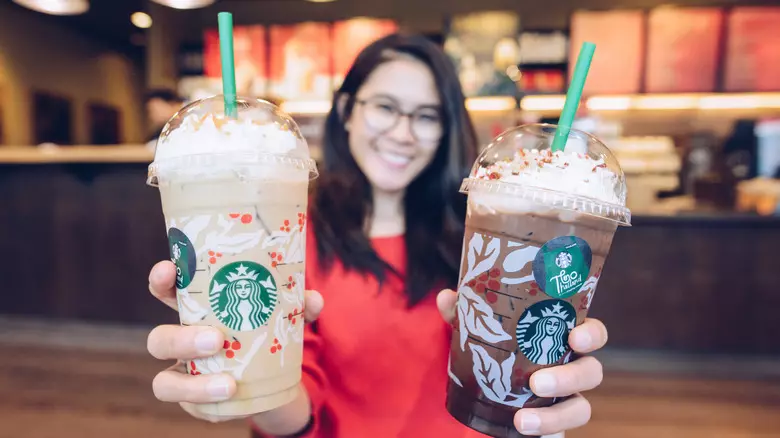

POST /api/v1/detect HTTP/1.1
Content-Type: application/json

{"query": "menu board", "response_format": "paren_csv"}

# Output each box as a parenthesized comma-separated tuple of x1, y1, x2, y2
(444, 11, 521, 97)
(725, 7, 780, 92)
(645, 7, 723, 93)
(569, 10, 645, 95)
(269, 23, 333, 101)
(204, 26, 267, 97)
(332, 18, 398, 87)
(518, 31, 568, 65)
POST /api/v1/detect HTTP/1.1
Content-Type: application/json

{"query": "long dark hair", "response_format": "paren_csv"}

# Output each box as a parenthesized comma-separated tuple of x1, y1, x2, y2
(311, 33, 478, 306)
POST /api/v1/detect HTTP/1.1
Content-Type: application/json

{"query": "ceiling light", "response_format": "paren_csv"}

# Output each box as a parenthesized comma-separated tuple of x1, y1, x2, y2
(13, 0, 89, 15)
(131, 12, 152, 29)
(150, 0, 215, 9)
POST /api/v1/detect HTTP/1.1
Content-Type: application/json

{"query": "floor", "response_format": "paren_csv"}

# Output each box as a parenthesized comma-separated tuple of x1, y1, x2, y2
(2, 317, 779, 438)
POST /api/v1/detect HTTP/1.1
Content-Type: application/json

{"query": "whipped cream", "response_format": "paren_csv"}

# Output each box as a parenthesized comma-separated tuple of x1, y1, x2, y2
(154, 113, 301, 162)
(472, 148, 624, 206)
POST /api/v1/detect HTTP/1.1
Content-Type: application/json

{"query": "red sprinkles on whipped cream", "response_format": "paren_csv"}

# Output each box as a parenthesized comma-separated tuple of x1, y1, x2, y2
(473, 148, 622, 205)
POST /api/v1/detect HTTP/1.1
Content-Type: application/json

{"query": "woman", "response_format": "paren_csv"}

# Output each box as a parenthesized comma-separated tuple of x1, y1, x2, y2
(146, 34, 608, 437)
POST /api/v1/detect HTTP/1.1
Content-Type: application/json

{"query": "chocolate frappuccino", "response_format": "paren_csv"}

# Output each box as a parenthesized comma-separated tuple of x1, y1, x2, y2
(446, 124, 631, 438)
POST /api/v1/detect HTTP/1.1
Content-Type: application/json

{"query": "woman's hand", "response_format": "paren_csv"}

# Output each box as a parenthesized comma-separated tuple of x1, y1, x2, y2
(437, 289, 607, 437)
(147, 260, 324, 430)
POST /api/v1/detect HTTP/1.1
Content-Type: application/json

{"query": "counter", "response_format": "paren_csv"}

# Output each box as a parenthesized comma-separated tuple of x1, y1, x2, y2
(1, 147, 778, 355)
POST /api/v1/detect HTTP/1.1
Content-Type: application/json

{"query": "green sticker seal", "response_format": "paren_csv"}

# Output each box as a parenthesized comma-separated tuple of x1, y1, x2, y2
(168, 227, 197, 289)
(532, 236, 592, 299)
(209, 261, 278, 331)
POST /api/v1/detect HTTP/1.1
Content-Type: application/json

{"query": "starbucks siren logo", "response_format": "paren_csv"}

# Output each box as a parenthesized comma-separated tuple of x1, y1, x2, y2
(168, 227, 197, 289)
(516, 299, 576, 365)
(533, 236, 592, 299)
(210, 261, 278, 331)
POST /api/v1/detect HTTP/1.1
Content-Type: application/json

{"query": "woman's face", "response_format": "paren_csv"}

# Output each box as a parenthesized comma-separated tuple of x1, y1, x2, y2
(346, 57, 443, 193)
(544, 318, 561, 336)
(235, 280, 251, 299)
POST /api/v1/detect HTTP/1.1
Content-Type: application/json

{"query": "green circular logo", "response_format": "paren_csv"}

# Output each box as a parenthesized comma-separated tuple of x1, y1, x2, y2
(516, 299, 577, 365)
(532, 236, 592, 299)
(209, 261, 278, 331)
(168, 227, 196, 289)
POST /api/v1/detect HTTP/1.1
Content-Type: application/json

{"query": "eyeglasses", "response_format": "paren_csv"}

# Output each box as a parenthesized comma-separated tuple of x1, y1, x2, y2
(355, 96, 443, 142)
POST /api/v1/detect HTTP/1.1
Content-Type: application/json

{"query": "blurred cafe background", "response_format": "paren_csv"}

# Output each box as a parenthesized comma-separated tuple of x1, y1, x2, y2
(1, 0, 780, 437)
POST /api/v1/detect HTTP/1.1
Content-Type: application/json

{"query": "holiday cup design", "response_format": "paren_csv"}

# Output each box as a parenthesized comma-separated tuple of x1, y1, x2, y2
(532, 236, 592, 299)
(165, 201, 309, 416)
(448, 210, 618, 432)
(446, 123, 630, 437)
(515, 300, 576, 365)
(210, 261, 279, 331)
(147, 95, 318, 417)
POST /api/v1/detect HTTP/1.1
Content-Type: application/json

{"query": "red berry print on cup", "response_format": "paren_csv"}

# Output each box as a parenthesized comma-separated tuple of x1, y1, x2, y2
(270, 338, 283, 354)
(285, 307, 303, 325)
(208, 250, 223, 265)
(188, 360, 201, 376)
(270, 252, 284, 268)
(284, 275, 297, 290)
(223, 336, 242, 359)
(528, 281, 540, 296)
(229, 213, 240, 219)
(470, 268, 503, 298)
(241, 214, 253, 224)
(297, 212, 307, 231)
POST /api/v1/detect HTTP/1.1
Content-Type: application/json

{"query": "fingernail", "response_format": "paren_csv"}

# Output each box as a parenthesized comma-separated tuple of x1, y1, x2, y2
(519, 412, 541, 434)
(533, 372, 557, 395)
(206, 376, 231, 399)
(574, 329, 593, 349)
(195, 330, 221, 354)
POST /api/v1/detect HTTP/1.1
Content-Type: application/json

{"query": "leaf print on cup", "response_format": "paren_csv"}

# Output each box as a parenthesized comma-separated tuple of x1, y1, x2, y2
(448, 354, 463, 387)
(578, 274, 600, 310)
(501, 241, 539, 285)
(460, 233, 501, 287)
(469, 344, 534, 408)
(457, 286, 511, 350)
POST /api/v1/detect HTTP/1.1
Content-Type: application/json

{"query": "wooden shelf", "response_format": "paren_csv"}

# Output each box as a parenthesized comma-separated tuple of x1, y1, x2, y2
(0, 145, 153, 164)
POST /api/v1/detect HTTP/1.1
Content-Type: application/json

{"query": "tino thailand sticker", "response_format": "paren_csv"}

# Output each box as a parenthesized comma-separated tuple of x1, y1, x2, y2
(532, 236, 592, 299)
(209, 261, 278, 331)
(168, 227, 197, 289)
(516, 299, 576, 365)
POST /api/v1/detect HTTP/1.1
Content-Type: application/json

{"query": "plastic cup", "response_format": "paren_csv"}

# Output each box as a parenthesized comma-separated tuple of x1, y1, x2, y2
(147, 95, 318, 418)
(445, 124, 630, 437)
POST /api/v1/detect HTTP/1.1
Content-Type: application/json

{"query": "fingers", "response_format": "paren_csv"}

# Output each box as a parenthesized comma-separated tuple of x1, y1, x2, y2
(515, 394, 591, 436)
(149, 260, 178, 310)
(530, 355, 603, 398)
(436, 289, 458, 324)
(303, 290, 324, 323)
(568, 318, 608, 354)
(153, 367, 236, 403)
(147, 325, 225, 360)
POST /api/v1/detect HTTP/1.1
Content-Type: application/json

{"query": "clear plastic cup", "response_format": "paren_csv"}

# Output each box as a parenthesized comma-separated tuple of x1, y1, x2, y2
(446, 124, 630, 437)
(147, 95, 318, 417)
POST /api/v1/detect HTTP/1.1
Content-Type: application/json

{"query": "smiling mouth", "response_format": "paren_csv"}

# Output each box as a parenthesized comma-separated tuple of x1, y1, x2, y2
(376, 149, 413, 167)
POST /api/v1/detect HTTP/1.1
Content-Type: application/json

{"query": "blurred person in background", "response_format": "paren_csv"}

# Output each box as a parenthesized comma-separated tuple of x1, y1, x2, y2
(145, 88, 186, 148)
(145, 34, 608, 438)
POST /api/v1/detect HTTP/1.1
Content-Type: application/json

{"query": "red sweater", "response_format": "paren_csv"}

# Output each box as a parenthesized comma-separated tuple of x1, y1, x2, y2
(252, 228, 485, 438)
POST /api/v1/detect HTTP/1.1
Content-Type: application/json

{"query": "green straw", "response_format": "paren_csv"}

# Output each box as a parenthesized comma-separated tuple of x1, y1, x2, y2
(550, 42, 596, 152)
(218, 12, 238, 118)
